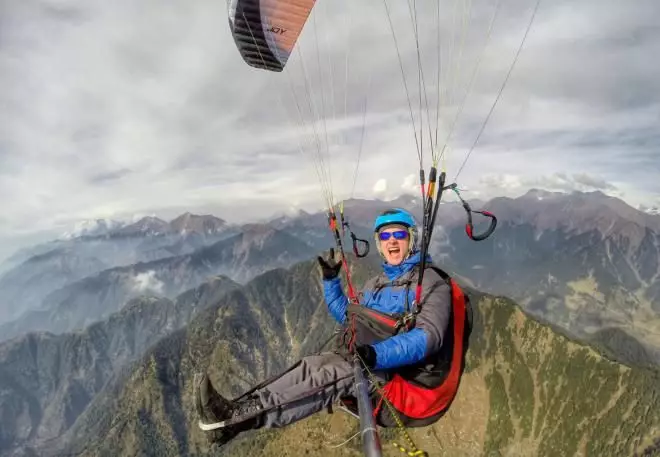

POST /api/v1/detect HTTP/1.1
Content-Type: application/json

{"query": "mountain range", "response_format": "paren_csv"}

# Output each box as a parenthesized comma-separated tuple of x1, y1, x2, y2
(1, 189, 659, 363)
(436, 190, 660, 364)
(0, 213, 232, 325)
(262, 189, 660, 364)
(0, 256, 657, 457)
(0, 225, 317, 343)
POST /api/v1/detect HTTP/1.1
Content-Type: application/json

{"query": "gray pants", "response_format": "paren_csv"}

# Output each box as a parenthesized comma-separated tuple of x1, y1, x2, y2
(251, 352, 384, 428)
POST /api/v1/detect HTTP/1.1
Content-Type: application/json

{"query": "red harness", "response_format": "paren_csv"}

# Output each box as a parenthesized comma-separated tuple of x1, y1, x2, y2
(376, 277, 466, 420)
(339, 266, 470, 426)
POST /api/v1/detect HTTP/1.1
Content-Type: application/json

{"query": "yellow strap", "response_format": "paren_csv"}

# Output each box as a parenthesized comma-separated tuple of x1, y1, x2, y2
(392, 442, 429, 457)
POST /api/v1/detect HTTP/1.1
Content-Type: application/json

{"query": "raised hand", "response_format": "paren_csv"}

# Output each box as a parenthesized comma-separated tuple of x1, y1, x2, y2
(317, 248, 342, 280)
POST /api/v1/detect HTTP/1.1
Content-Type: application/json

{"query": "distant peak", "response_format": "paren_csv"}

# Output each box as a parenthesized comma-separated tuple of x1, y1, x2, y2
(132, 216, 169, 226)
(115, 216, 171, 236)
(170, 213, 226, 234)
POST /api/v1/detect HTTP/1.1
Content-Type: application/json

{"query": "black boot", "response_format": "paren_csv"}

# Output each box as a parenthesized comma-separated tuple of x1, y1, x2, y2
(194, 373, 264, 446)
(194, 373, 235, 445)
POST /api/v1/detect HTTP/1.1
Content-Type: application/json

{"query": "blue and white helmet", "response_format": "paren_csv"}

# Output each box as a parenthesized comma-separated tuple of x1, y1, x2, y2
(373, 208, 419, 258)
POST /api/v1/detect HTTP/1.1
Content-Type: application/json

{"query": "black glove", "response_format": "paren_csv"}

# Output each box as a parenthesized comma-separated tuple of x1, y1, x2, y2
(355, 344, 377, 369)
(317, 248, 342, 280)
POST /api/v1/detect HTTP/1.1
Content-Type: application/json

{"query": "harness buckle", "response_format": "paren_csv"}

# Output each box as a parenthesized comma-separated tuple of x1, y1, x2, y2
(397, 312, 416, 331)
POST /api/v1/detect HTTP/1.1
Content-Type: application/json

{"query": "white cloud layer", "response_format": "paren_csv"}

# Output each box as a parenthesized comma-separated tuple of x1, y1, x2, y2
(132, 270, 164, 295)
(1, 0, 659, 261)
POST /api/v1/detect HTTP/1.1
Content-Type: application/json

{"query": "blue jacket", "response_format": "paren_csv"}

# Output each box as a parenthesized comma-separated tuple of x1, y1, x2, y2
(323, 252, 452, 371)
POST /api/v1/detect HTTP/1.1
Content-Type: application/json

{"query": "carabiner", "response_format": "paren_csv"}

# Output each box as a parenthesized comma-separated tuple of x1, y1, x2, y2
(465, 209, 498, 241)
(445, 183, 498, 242)
(350, 232, 370, 258)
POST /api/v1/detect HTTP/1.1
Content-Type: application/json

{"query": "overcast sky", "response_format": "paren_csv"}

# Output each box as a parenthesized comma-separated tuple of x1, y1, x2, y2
(1, 0, 659, 261)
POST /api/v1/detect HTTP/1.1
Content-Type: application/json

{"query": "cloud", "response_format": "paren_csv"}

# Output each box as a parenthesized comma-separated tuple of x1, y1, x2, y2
(639, 204, 660, 216)
(0, 0, 659, 260)
(373, 178, 388, 195)
(477, 172, 618, 196)
(89, 168, 132, 184)
(401, 173, 418, 194)
(571, 173, 617, 191)
(479, 174, 524, 191)
(132, 271, 165, 295)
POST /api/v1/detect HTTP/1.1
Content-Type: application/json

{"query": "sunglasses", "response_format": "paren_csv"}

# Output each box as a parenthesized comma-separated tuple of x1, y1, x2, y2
(378, 230, 409, 241)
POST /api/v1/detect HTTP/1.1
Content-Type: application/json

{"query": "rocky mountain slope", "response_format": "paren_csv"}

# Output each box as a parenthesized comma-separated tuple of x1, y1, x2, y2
(437, 190, 660, 363)
(0, 275, 240, 456)
(0, 247, 108, 324)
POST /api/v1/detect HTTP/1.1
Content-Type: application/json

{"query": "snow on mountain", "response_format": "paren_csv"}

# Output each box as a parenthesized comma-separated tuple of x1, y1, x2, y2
(61, 219, 126, 239)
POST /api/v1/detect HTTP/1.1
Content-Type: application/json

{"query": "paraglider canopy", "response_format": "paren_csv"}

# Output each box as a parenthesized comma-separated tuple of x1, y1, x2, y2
(227, 0, 317, 72)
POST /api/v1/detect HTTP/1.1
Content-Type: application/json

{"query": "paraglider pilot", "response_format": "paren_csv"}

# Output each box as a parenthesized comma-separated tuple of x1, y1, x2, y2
(194, 208, 472, 446)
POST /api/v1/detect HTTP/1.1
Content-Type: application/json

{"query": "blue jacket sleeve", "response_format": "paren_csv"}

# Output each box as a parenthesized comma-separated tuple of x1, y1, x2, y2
(323, 277, 348, 324)
(372, 328, 427, 369)
(371, 271, 452, 370)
